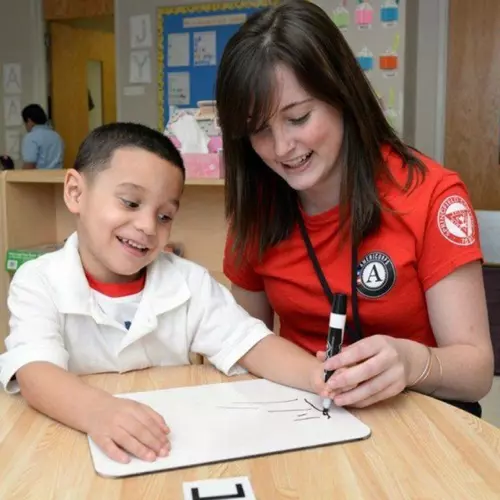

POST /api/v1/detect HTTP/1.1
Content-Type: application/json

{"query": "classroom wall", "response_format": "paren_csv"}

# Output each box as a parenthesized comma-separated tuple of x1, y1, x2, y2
(413, 0, 448, 163)
(115, 0, 448, 160)
(0, 0, 47, 164)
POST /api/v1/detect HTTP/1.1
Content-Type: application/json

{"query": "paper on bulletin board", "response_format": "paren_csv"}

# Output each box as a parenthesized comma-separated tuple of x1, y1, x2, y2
(123, 86, 145, 96)
(3, 63, 22, 94)
(3, 96, 22, 127)
(130, 14, 152, 48)
(183, 13, 247, 28)
(4, 129, 21, 160)
(167, 72, 190, 105)
(168, 33, 190, 67)
(129, 50, 152, 84)
(193, 31, 216, 66)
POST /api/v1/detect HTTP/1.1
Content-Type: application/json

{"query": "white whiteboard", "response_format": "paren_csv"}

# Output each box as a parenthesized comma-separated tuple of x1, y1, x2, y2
(87, 379, 371, 478)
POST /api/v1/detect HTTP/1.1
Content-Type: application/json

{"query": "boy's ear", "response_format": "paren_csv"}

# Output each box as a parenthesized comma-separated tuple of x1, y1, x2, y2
(64, 169, 85, 215)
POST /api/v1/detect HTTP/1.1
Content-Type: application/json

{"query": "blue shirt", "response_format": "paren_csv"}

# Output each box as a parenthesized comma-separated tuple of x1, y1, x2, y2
(21, 124, 64, 169)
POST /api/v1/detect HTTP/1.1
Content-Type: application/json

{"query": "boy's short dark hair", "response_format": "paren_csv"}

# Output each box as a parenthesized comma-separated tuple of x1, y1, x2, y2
(21, 104, 48, 125)
(0, 155, 14, 170)
(74, 122, 185, 180)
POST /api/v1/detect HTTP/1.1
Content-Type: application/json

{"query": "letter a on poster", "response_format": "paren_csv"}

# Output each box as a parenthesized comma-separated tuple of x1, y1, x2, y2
(3, 96, 22, 126)
(3, 63, 22, 94)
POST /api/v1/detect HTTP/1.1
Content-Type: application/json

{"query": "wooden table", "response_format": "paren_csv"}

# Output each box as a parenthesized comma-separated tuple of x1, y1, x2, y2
(1, 365, 500, 499)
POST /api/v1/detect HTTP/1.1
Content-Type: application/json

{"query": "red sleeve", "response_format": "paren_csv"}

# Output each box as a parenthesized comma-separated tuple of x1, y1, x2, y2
(417, 175, 483, 291)
(223, 231, 265, 292)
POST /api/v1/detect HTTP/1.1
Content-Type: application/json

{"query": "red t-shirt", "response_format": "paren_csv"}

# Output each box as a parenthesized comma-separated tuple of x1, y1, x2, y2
(223, 148, 482, 354)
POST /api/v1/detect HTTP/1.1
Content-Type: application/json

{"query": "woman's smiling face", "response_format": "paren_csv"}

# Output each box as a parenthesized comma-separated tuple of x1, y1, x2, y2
(249, 64, 344, 195)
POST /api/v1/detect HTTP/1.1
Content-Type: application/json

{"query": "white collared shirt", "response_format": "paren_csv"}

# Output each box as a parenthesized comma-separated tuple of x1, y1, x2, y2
(0, 233, 272, 393)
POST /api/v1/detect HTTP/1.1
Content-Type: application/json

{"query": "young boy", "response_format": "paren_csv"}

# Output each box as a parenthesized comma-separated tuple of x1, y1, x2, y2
(0, 123, 333, 465)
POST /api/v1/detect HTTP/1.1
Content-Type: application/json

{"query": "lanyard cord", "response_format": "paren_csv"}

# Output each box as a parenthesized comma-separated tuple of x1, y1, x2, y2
(297, 213, 363, 343)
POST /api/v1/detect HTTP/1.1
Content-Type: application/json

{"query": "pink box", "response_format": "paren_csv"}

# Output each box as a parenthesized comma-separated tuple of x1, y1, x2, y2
(182, 153, 224, 179)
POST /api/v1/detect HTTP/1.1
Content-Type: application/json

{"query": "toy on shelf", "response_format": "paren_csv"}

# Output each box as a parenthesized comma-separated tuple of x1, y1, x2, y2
(193, 100, 220, 138)
(164, 102, 223, 179)
(165, 102, 221, 147)
(169, 135, 182, 150)
(208, 135, 223, 154)
(5, 242, 64, 273)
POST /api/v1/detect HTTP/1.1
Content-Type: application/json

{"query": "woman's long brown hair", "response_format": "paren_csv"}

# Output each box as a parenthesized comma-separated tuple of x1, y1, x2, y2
(216, 0, 425, 260)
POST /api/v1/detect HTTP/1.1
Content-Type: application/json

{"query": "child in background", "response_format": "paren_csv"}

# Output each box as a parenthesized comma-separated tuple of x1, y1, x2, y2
(0, 123, 333, 465)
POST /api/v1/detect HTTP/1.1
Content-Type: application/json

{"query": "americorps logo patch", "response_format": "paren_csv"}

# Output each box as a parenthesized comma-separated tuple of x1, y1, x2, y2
(356, 252, 396, 298)
(437, 195, 475, 246)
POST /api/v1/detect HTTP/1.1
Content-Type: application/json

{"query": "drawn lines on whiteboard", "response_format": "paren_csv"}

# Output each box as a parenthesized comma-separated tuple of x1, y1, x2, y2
(223, 398, 299, 405)
(216, 397, 330, 421)
(216, 406, 260, 410)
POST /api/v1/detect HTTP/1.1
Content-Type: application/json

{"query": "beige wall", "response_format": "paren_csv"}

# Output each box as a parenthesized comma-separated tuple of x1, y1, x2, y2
(0, 0, 47, 165)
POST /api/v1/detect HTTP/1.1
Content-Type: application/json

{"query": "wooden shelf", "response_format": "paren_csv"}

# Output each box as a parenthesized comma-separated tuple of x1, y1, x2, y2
(4, 170, 224, 186)
(4, 170, 66, 183)
(185, 178, 224, 186)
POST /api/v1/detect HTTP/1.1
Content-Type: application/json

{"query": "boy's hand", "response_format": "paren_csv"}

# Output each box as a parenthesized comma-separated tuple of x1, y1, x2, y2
(86, 394, 171, 464)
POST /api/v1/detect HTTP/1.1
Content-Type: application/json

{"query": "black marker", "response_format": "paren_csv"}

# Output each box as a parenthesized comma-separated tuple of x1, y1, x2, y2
(322, 293, 347, 415)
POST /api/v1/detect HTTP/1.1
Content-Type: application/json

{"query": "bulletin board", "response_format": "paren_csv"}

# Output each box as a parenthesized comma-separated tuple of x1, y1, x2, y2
(157, 0, 279, 131)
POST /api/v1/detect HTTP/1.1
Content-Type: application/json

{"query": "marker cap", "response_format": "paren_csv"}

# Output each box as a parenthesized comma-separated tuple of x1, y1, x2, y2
(332, 293, 347, 315)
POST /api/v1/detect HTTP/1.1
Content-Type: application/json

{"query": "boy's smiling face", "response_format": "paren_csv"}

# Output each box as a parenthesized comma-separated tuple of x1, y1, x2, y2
(64, 147, 184, 283)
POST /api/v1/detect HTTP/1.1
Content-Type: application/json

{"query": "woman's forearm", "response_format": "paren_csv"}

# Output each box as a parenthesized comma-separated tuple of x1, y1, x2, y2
(400, 339, 494, 402)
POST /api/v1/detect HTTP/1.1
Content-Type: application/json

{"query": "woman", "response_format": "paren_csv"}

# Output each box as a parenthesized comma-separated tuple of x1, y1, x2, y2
(215, 0, 493, 416)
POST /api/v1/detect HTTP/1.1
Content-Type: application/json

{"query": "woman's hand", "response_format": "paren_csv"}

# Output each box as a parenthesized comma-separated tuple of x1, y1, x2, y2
(315, 350, 359, 399)
(320, 335, 411, 408)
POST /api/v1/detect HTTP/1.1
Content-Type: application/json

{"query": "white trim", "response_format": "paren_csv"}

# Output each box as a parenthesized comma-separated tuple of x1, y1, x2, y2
(329, 313, 346, 330)
(435, 0, 449, 163)
(114, 0, 123, 121)
(29, 0, 48, 110)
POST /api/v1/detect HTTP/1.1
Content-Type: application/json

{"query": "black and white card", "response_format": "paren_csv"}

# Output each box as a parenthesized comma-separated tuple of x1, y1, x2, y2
(183, 476, 256, 500)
